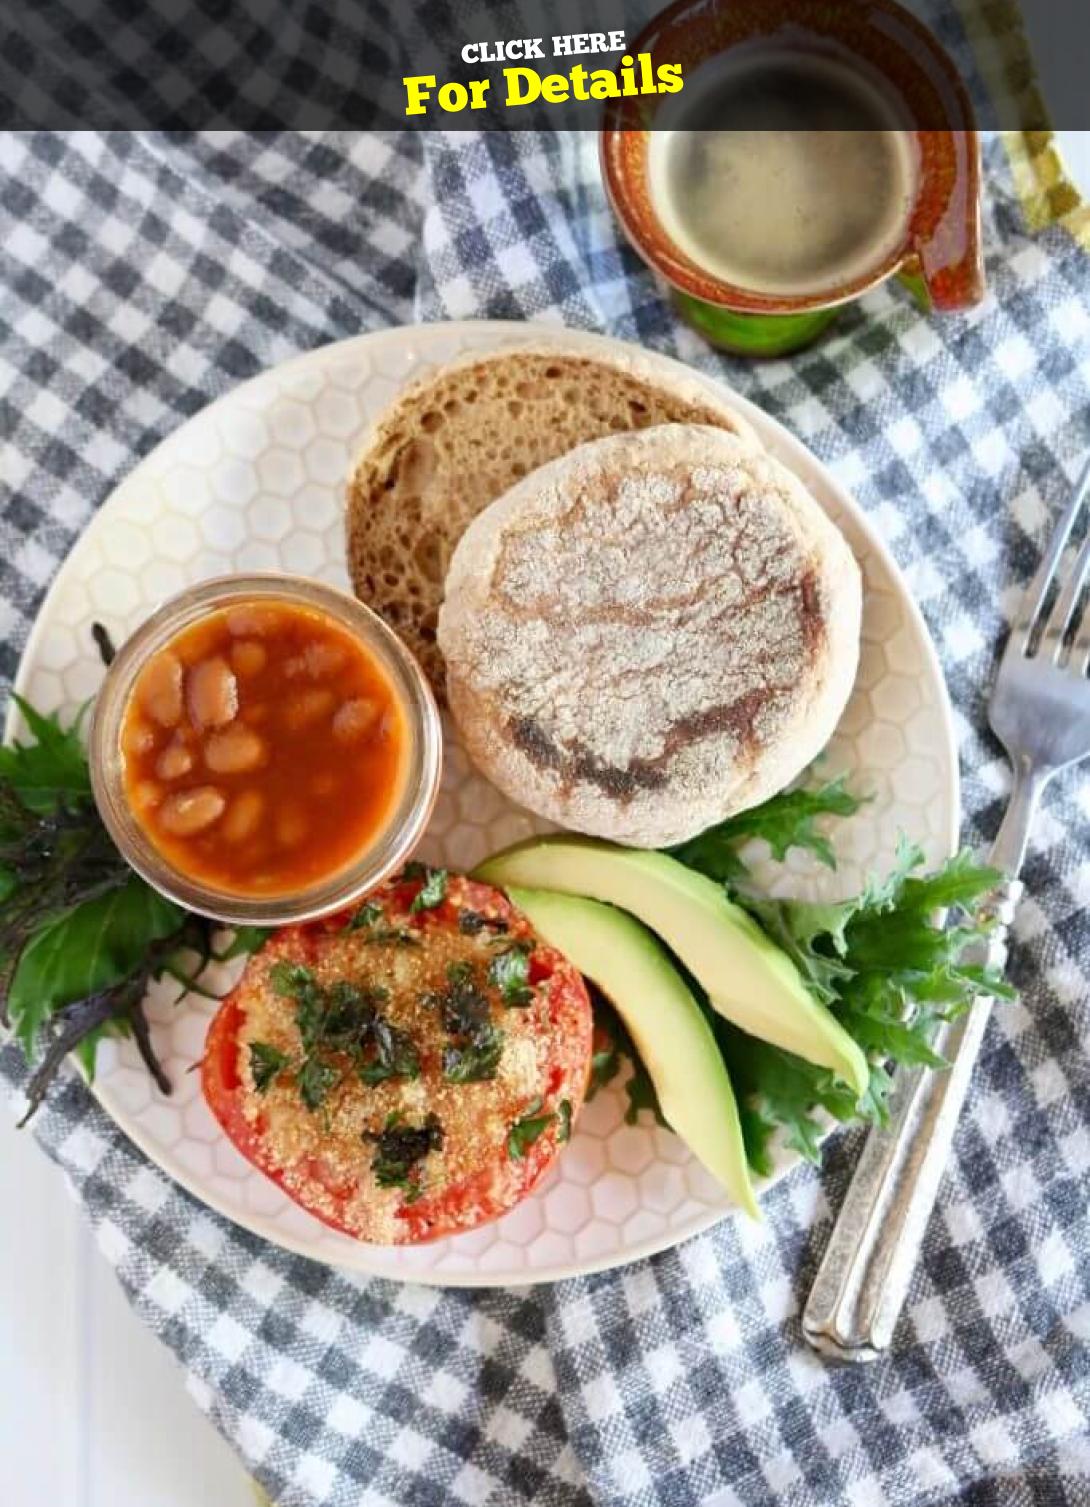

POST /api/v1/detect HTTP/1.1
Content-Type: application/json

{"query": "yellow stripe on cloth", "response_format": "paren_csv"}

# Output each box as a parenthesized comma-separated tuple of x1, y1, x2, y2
(950, 0, 1089, 248)
(1002, 132, 1090, 248)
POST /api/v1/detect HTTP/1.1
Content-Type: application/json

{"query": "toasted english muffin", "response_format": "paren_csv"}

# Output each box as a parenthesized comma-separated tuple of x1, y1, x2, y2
(345, 342, 758, 698)
(437, 425, 861, 848)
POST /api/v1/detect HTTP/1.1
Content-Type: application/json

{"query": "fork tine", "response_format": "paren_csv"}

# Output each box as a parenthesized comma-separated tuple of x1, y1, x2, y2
(1073, 595, 1090, 675)
(1043, 530, 1090, 662)
(1010, 454, 1090, 654)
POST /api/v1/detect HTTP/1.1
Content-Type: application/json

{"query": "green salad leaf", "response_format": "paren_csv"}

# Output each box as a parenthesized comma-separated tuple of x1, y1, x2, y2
(713, 1023, 865, 1175)
(0, 694, 227, 1121)
(7, 878, 182, 1057)
(672, 807, 1012, 1174)
(586, 990, 669, 1128)
(669, 775, 865, 882)
(0, 696, 93, 814)
(587, 1028, 624, 1098)
(213, 925, 273, 962)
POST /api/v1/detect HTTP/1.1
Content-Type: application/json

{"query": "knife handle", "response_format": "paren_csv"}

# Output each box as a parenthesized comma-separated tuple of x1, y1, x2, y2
(801, 878, 1021, 1362)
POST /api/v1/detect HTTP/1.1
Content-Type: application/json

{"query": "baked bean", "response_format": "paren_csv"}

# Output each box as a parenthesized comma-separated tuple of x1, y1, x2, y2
(125, 720, 157, 757)
(225, 605, 278, 637)
(139, 652, 184, 727)
(230, 640, 267, 676)
(276, 805, 308, 847)
(187, 657, 239, 729)
(132, 780, 161, 810)
(156, 741, 194, 780)
(285, 642, 347, 679)
(159, 786, 225, 836)
(222, 790, 265, 845)
(283, 687, 335, 732)
(205, 725, 266, 774)
(332, 697, 381, 744)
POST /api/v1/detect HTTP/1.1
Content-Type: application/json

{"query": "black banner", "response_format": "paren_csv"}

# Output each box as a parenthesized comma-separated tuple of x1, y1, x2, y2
(0, 0, 1085, 129)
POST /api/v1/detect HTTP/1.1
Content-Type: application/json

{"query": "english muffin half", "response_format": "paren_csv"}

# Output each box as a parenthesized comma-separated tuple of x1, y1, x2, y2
(438, 425, 861, 848)
(346, 342, 758, 698)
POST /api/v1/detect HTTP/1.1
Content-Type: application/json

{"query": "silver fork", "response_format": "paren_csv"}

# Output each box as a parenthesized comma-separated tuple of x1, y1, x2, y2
(802, 455, 1090, 1362)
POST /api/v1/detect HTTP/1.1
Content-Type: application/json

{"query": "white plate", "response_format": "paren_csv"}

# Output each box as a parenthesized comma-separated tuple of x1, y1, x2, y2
(12, 322, 958, 1286)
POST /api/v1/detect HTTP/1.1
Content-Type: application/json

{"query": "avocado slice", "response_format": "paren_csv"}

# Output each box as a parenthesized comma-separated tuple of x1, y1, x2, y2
(507, 885, 759, 1219)
(477, 838, 868, 1098)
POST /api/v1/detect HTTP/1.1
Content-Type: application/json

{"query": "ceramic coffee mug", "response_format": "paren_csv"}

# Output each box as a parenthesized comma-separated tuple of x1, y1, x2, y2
(600, 0, 984, 356)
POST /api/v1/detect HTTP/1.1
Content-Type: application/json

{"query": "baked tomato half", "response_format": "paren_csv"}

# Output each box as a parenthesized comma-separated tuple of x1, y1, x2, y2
(202, 870, 593, 1244)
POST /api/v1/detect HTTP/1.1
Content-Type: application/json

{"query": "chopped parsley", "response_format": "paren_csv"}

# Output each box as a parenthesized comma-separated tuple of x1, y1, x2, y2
(507, 1098, 556, 1159)
(321, 980, 387, 1046)
(422, 950, 525, 1082)
(425, 960, 492, 1042)
(423, 959, 507, 1082)
(290, 973, 327, 1053)
(410, 867, 448, 913)
(458, 909, 509, 936)
(557, 1099, 572, 1144)
(249, 1041, 289, 1094)
(365, 1112, 443, 1198)
(269, 960, 315, 998)
(346, 901, 384, 931)
(359, 1018, 420, 1084)
(297, 1055, 339, 1112)
(263, 958, 420, 1111)
(442, 1023, 505, 1083)
(365, 925, 421, 947)
(344, 900, 420, 946)
(488, 943, 534, 1007)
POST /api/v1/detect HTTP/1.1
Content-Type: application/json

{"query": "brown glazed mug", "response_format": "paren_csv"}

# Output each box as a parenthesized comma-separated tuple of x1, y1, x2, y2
(600, 0, 985, 356)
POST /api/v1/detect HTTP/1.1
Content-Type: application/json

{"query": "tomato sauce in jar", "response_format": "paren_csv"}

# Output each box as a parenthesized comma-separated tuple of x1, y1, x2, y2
(120, 600, 408, 896)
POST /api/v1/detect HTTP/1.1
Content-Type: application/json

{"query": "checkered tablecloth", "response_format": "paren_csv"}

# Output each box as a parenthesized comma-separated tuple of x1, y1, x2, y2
(3, 129, 1090, 1507)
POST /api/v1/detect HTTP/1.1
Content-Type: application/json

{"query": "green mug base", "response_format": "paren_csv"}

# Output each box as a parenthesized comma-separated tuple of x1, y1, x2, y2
(672, 291, 841, 357)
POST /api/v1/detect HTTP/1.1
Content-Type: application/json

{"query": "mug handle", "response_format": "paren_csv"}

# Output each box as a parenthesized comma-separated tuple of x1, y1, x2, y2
(899, 132, 985, 313)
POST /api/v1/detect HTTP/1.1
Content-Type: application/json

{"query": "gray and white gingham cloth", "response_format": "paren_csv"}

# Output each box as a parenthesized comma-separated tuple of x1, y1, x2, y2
(3, 130, 1090, 1507)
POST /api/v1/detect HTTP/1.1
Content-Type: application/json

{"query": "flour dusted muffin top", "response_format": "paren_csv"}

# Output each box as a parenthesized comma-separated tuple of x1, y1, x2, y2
(345, 343, 758, 699)
(437, 425, 861, 848)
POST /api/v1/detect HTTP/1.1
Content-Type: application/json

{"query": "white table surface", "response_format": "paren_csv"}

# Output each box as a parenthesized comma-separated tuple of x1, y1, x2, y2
(3, 130, 1088, 1507)
(1, 1114, 251, 1507)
